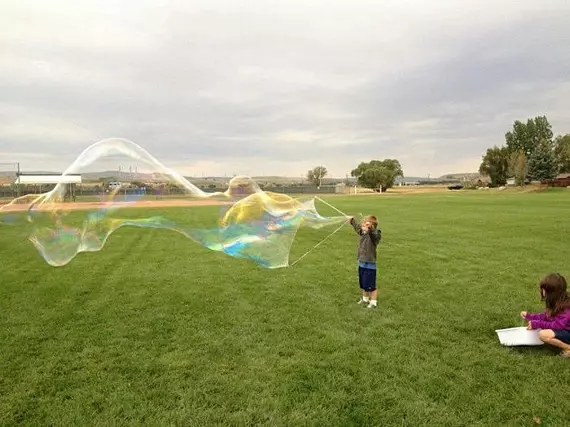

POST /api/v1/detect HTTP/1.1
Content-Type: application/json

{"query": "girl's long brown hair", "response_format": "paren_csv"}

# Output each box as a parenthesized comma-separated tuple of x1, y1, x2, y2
(540, 273, 570, 317)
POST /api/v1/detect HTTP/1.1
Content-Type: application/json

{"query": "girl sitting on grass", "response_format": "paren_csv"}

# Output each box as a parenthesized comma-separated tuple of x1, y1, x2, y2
(521, 273, 570, 358)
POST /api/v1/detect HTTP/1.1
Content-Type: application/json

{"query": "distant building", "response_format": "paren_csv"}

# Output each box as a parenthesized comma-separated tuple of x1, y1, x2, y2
(395, 177, 419, 186)
(13, 173, 82, 199)
(547, 173, 570, 187)
(335, 183, 346, 193)
(14, 173, 82, 185)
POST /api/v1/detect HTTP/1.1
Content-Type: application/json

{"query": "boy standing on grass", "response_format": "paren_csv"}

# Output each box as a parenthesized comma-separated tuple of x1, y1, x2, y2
(350, 215, 381, 308)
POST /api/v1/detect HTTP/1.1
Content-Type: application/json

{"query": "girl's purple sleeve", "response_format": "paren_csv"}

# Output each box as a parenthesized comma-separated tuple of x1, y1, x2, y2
(531, 311, 570, 330)
(524, 312, 547, 321)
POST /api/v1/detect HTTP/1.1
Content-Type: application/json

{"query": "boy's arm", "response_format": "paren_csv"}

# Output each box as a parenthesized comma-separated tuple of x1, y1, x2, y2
(349, 218, 362, 234)
(368, 227, 381, 244)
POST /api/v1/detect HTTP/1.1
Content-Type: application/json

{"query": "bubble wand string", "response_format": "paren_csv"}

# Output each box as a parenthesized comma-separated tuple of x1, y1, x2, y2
(314, 196, 349, 217)
(290, 220, 349, 267)
(289, 196, 351, 267)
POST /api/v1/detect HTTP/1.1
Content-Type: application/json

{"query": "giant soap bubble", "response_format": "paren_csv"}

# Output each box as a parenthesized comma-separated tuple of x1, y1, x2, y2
(0, 138, 349, 268)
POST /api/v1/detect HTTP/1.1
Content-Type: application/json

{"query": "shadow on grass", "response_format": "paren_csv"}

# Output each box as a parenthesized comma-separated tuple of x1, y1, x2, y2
(509, 345, 561, 357)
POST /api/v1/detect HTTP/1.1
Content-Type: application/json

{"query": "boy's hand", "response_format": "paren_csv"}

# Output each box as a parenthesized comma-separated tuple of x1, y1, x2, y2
(520, 311, 527, 319)
(527, 321, 533, 330)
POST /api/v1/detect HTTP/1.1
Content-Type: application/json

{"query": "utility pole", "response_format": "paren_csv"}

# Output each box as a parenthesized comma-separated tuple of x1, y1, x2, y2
(16, 162, 20, 197)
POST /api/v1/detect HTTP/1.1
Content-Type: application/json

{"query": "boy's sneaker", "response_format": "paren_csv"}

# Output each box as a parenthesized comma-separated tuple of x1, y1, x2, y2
(366, 303, 377, 309)
(357, 298, 367, 305)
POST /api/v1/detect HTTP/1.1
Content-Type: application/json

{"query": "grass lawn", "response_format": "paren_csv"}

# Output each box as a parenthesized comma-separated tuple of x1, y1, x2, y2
(1, 190, 570, 426)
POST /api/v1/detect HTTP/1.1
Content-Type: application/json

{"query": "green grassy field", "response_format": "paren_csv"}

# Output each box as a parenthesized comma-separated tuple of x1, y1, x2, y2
(1, 190, 570, 426)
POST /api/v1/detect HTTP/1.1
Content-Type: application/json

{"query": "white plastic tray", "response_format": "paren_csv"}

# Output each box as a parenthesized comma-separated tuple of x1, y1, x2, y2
(495, 327, 544, 346)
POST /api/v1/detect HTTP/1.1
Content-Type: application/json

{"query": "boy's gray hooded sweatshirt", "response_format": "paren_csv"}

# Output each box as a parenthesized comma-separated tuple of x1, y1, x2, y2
(350, 218, 381, 263)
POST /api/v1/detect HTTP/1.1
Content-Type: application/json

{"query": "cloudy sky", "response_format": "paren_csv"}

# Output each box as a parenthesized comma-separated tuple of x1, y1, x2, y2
(1, 0, 569, 178)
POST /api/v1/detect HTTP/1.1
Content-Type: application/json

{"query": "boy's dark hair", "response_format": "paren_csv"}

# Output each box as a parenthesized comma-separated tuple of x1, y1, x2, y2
(539, 273, 570, 317)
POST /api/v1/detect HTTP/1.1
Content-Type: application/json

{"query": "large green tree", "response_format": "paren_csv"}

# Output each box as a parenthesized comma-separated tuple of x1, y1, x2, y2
(528, 139, 557, 182)
(351, 159, 403, 192)
(554, 134, 570, 174)
(479, 146, 509, 186)
(307, 166, 328, 187)
(505, 116, 553, 157)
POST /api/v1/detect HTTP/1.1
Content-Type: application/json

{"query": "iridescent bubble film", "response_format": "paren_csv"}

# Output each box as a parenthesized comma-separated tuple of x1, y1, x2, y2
(0, 138, 348, 268)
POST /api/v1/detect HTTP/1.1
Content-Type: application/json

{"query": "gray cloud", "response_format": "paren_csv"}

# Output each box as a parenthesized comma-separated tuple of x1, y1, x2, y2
(1, 0, 569, 177)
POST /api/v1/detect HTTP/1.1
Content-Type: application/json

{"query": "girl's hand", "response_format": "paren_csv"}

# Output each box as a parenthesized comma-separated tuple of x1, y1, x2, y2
(520, 311, 527, 319)
(527, 321, 533, 330)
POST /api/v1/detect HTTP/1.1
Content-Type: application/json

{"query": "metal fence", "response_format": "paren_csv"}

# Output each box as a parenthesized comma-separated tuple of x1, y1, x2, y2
(0, 183, 339, 199)
(0, 163, 18, 196)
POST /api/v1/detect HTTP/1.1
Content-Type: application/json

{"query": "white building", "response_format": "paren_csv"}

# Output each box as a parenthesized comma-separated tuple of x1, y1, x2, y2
(14, 173, 82, 198)
(15, 173, 82, 185)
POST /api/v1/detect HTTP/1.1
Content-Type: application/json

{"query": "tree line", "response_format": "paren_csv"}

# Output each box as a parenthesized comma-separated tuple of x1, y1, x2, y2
(307, 160, 404, 192)
(479, 116, 570, 186)
(306, 114, 570, 192)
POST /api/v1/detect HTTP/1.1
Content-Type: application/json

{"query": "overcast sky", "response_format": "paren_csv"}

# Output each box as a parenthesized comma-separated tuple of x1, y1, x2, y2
(1, 0, 569, 178)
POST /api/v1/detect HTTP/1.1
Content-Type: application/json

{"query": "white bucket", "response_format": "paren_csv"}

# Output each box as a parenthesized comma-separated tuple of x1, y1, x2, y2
(495, 327, 544, 346)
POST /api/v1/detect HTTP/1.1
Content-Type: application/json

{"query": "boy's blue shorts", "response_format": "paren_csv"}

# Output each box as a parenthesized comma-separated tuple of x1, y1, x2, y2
(554, 329, 570, 344)
(358, 266, 376, 292)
